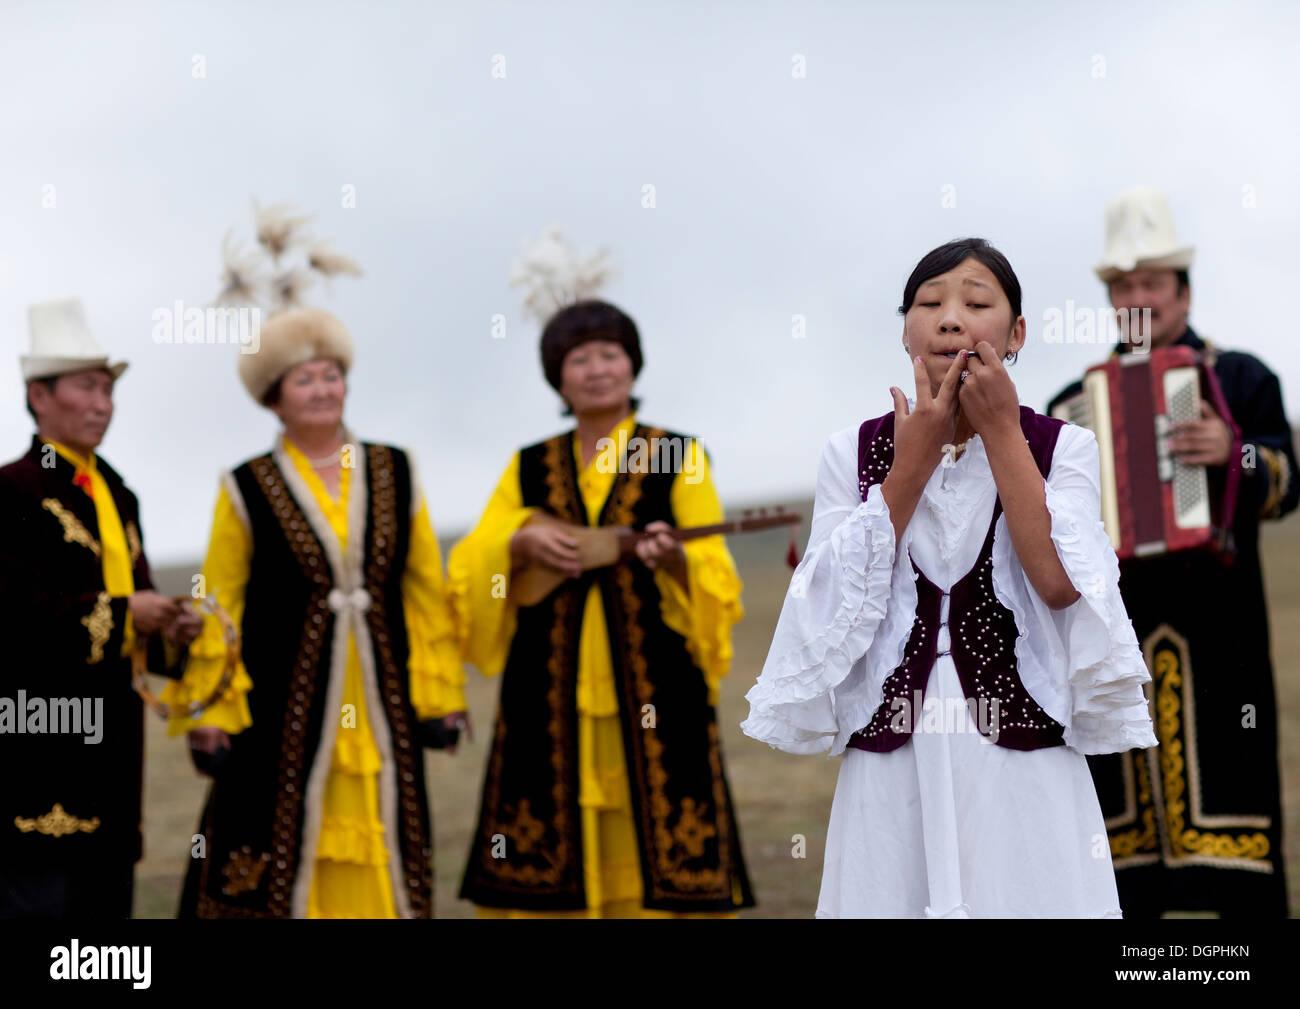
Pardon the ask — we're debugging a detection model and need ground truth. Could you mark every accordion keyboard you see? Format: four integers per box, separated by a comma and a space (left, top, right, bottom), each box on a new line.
1164, 367, 1211, 529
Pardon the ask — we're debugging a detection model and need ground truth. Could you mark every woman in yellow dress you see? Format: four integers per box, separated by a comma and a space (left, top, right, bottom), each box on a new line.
165, 307, 467, 918
451, 298, 756, 917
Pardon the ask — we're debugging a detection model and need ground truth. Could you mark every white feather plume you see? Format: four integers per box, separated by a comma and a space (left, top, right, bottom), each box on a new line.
215, 230, 266, 306
213, 200, 361, 313
306, 240, 364, 278
254, 200, 312, 261
509, 229, 613, 324
271, 268, 316, 311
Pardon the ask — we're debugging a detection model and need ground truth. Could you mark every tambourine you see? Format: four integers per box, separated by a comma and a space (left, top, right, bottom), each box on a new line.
131, 594, 241, 720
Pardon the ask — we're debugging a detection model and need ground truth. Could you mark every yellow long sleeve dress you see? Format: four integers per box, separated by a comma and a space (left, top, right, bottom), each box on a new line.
448, 413, 745, 918
162, 439, 465, 918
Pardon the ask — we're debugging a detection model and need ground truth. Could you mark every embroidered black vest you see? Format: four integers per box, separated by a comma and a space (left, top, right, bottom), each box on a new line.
180, 443, 435, 918
459, 423, 755, 913
847, 407, 1068, 753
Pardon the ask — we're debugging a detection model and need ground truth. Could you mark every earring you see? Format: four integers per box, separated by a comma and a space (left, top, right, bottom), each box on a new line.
1005, 350, 1019, 364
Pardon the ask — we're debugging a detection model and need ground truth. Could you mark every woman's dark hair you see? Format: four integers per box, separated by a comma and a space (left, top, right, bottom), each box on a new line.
540, 300, 643, 417
259, 358, 348, 409
898, 237, 1023, 320
261, 377, 283, 408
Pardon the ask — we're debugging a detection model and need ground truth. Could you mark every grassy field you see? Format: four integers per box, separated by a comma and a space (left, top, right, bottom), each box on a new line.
135, 503, 1300, 918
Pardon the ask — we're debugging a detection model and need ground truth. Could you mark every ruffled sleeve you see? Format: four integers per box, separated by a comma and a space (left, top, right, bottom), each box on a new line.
446, 453, 537, 677
402, 491, 467, 719
160, 477, 254, 736
990, 423, 1158, 755
653, 439, 745, 705
741, 427, 919, 756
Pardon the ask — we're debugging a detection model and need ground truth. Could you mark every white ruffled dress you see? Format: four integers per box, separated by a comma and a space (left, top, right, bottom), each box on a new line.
741, 419, 1159, 918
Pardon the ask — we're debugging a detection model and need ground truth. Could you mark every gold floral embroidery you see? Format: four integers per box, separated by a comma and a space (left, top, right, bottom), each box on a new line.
608, 426, 734, 900
14, 803, 100, 836
476, 436, 580, 895
197, 455, 331, 919
1257, 446, 1289, 520
500, 799, 548, 856
362, 444, 433, 917
543, 435, 583, 524
478, 588, 575, 889
221, 847, 271, 897
475, 428, 736, 904
126, 520, 143, 565
1109, 750, 1158, 863
198, 447, 427, 918
672, 797, 717, 859
81, 591, 113, 664
616, 563, 732, 896
1114, 624, 1274, 872
42, 498, 101, 557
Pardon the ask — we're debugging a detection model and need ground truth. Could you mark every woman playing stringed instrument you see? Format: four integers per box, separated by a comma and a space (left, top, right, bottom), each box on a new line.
450, 240, 755, 917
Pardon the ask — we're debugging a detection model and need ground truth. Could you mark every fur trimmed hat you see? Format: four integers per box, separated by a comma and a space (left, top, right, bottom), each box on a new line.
238, 307, 353, 404
540, 300, 643, 394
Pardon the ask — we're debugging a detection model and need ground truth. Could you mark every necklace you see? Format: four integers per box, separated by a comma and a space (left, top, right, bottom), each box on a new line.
286, 427, 346, 468
940, 439, 971, 469
307, 448, 342, 468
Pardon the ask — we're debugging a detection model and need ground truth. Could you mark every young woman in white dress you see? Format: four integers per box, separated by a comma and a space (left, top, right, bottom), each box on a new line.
742, 238, 1158, 918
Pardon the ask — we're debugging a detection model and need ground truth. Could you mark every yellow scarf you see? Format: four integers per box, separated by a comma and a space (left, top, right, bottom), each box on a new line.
45, 440, 136, 651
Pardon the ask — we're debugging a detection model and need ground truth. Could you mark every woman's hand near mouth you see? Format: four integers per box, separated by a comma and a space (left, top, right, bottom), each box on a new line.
957, 341, 1020, 440
881, 350, 966, 540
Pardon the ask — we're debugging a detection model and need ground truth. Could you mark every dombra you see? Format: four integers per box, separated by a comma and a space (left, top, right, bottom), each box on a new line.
511, 508, 800, 608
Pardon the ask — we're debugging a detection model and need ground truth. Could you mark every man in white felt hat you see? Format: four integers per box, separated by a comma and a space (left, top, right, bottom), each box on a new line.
1048, 188, 1297, 919
0, 298, 199, 919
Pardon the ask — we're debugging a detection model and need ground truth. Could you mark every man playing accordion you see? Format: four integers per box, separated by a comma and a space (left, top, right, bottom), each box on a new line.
1048, 188, 1298, 917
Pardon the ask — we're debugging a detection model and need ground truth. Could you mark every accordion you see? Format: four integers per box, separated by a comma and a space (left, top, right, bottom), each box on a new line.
1050, 345, 1241, 560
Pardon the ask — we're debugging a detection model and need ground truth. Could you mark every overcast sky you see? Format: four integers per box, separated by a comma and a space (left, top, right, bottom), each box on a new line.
2, 0, 1297, 564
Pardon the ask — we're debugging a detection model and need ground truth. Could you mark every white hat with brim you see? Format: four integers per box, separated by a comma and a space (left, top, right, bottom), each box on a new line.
21, 298, 128, 382
1095, 186, 1195, 283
